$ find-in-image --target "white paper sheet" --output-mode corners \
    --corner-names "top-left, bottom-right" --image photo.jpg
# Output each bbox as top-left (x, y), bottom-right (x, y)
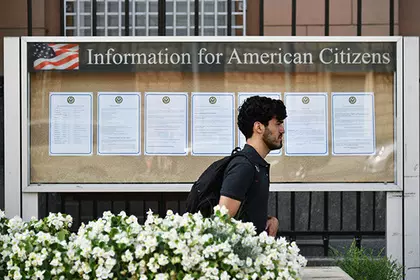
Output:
top-left (237, 93), bottom-right (282, 156)
top-left (97, 92), bottom-right (141, 155)
top-left (145, 92), bottom-right (188, 155)
top-left (49, 92), bottom-right (93, 156)
top-left (332, 92), bottom-right (376, 155)
top-left (192, 93), bottom-right (235, 155)
top-left (284, 93), bottom-right (328, 156)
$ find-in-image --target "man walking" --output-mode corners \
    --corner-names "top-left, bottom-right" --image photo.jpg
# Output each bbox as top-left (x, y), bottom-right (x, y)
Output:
top-left (219, 96), bottom-right (287, 237)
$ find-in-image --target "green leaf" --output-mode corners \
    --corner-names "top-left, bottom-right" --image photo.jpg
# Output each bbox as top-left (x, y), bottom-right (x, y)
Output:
top-left (110, 228), bottom-right (119, 238)
top-left (57, 229), bottom-right (67, 241)
top-left (176, 271), bottom-right (185, 280)
top-left (24, 242), bottom-right (33, 252)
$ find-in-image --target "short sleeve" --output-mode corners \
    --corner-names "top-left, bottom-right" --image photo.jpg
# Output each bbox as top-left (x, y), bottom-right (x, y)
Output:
top-left (220, 158), bottom-right (255, 202)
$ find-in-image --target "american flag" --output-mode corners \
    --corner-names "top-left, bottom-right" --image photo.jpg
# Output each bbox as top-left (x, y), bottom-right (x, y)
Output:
top-left (31, 43), bottom-right (79, 70)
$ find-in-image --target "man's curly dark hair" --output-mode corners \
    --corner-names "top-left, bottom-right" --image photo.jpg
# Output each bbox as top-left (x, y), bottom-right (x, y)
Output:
top-left (238, 96), bottom-right (287, 140)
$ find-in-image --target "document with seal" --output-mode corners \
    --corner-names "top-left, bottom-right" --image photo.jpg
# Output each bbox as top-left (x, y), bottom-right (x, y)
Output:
top-left (97, 92), bottom-right (141, 155)
top-left (284, 92), bottom-right (328, 156)
top-left (192, 92), bottom-right (235, 155)
top-left (332, 92), bottom-right (375, 155)
top-left (145, 92), bottom-right (188, 155)
top-left (49, 92), bottom-right (93, 156)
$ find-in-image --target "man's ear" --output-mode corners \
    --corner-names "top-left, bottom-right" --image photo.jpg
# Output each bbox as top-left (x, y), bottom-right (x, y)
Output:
top-left (253, 121), bottom-right (264, 135)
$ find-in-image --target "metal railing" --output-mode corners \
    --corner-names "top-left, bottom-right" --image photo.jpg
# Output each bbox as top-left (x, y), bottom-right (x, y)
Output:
top-left (61, 0), bottom-right (246, 36)
top-left (38, 191), bottom-right (387, 257)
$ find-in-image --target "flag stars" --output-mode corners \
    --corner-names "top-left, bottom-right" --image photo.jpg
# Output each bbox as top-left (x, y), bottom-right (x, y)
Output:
top-left (32, 43), bottom-right (55, 59)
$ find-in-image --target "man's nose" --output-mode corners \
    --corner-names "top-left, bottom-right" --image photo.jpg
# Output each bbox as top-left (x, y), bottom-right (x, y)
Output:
top-left (280, 125), bottom-right (285, 133)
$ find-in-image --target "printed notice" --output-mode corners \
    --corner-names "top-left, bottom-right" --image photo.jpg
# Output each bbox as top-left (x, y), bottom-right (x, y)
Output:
top-left (145, 92), bottom-right (188, 155)
top-left (332, 92), bottom-right (375, 155)
top-left (192, 93), bottom-right (235, 155)
top-left (285, 93), bottom-right (328, 156)
top-left (49, 92), bottom-right (93, 156)
top-left (238, 93), bottom-right (282, 156)
top-left (97, 93), bottom-right (141, 155)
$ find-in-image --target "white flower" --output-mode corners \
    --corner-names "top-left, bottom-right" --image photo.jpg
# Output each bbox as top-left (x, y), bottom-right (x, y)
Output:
top-left (34, 270), bottom-right (45, 279)
top-left (220, 271), bottom-right (231, 280)
top-left (122, 250), bottom-right (133, 262)
top-left (8, 217), bottom-right (25, 232)
top-left (128, 262), bottom-right (137, 274)
top-left (135, 244), bottom-right (146, 258)
top-left (144, 236), bottom-right (158, 252)
top-left (118, 211), bottom-right (127, 218)
top-left (155, 273), bottom-right (169, 280)
top-left (12, 270), bottom-right (22, 280)
top-left (278, 270), bottom-right (291, 279)
top-left (82, 262), bottom-right (92, 274)
top-left (50, 258), bottom-right (60, 267)
top-left (216, 204), bottom-right (230, 216)
top-left (147, 258), bottom-right (159, 273)
top-left (200, 234), bottom-right (212, 244)
top-left (157, 254), bottom-right (169, 266)
top-left (126, 215), bottom-right (138, 225)
top-left (171, 256), bottom-right (181, 264)
top-left (95, 266), bottom-right (111, 279)
top-left (92, 247), bottom-right (105, 258)
top-left (104, 223), bottom-right (111, 233)
top-left (98, 233), bottom-right (110, 243)
top-left (117, 236), bottom-right (130, 245)
top-left (261, 271), bottom-right (275, 280)
top-left (102, 211), bottom-right (114, 219)
top-left (105, 257), bottom-right (116, 270)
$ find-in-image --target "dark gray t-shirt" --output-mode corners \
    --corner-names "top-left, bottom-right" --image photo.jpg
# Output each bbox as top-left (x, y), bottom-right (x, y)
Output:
top-left (220, 144), bottom-right (270, 234)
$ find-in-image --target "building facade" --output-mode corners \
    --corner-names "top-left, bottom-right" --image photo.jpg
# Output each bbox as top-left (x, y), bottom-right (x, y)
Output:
top-left (1, 0), bottom-right (419, 263)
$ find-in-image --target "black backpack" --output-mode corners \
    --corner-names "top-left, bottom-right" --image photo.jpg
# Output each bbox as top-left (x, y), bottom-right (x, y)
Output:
top-left (185, 147), bottom-right (253, 218)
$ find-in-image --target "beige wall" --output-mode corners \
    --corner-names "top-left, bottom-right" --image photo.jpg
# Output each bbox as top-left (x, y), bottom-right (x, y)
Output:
top-left (247, 0), bottom-right (420, 37)
top-left (0, 0), bottom-right (60, 74)
top-left (259, 0), bottom-right (399, 36)
top-left (399, 0), bottom-right (420, 35)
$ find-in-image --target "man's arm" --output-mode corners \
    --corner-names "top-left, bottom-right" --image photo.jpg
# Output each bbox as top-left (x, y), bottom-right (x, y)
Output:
top-left (219, 195), bottom-right (241, 217)
top-left (218, 158), bottom-right (254, 218)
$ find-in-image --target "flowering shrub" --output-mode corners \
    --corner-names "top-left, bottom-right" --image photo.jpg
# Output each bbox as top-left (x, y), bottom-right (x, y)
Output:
top-left (0, 206), bottom-right (307, 279)
top-left (0, 212), bottom-right (73, 279)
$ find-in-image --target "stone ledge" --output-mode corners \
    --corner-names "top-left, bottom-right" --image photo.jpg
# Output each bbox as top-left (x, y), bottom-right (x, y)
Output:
top-left (302, 266), bottom-right (353, 280)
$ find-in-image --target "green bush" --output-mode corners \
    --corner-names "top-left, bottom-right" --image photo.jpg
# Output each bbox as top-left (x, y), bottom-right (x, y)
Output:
top-left (332, 240), bottom-right (404, 280)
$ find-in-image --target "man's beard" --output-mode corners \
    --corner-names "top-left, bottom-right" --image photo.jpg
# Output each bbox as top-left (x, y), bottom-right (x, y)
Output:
top-left (263, 130), bottom-right (283, 151)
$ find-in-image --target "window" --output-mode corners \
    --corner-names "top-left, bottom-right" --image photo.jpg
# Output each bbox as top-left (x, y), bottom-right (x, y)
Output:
top-left (64, 0), bottom-right (247, 36)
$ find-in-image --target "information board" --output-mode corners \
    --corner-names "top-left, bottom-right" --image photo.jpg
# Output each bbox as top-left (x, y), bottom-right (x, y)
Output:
top-left (29, 71), bottom-right (394, 183)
